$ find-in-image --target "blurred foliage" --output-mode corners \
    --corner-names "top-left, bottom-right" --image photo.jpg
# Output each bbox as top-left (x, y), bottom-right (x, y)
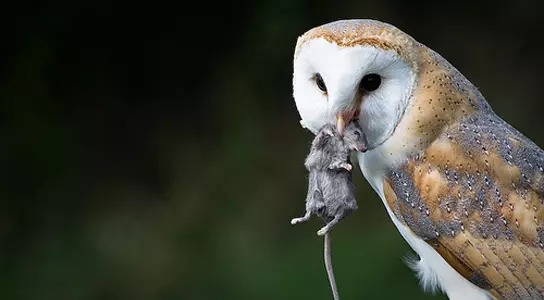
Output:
top-left (2, 1), bottom-right (544, 299)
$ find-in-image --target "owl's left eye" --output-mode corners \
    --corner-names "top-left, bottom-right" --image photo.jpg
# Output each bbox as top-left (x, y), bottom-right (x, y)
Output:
top-left (360, 73), bottom-right (381, 92)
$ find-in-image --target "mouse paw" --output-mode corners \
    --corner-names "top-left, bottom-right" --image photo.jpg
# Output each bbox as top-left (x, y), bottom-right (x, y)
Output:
top-left (291, 218), bottom-right (305, 225)
top-left (323, 128), bottom-right (334, 136)
top-left (317, 227), bottom-right (329, 236)
top-left (341, 163), bottom-right (352, 171)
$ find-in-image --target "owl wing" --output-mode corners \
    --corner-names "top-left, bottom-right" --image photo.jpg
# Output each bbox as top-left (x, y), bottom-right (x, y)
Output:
top-left (383, 111), bottom-right (544, 299)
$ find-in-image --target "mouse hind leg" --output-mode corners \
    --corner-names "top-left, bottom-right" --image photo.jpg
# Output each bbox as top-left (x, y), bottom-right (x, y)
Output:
top-left (316, 204), bottom-right (353, 236)
top-left (291, 211), bottom-right (311, 225)
top-left (317, 214), bottom-right (342, 236)
top-left (291, 190), bottom-right (323, 225)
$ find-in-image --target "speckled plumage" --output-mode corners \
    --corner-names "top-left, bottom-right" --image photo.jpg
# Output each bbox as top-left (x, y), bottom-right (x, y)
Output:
top-left (292, 19), bottom-right (544, 299)
top-left (383, 110), bottom-right (544, 299)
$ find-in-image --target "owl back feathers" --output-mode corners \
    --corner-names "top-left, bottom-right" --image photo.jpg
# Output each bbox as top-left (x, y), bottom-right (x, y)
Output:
top-left (384, 110), bottom-right (544, 299)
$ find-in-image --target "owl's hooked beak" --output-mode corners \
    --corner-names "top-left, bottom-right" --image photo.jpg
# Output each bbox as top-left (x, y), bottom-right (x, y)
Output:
top-left (336, 114), bottom-right (346, 135)
top-left (336, 103), bottom-right (361, 135)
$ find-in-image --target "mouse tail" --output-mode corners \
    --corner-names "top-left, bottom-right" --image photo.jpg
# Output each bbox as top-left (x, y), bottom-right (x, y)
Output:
top-left (324, 233), bottom-right (340, 300)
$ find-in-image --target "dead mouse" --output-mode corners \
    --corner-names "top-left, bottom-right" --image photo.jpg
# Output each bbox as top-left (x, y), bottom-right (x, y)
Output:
top-left (291, 120), bottom-right (366, 232)
top-left (291, 120), bottom-right (367, 300)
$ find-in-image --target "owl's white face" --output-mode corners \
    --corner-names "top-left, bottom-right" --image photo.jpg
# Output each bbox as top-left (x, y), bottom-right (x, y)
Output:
top-left (293, 38), bottom-right (417, 149)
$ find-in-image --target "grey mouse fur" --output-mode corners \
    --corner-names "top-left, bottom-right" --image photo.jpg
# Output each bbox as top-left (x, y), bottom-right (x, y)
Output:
top-left (291, 121), bottom-right (366, 233)
top-left (291, 120), bottom-right (367, 300)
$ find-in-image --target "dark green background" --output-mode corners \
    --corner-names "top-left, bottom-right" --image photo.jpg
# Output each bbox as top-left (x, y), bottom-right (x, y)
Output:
top-left (3, 1), bottom-right (544, 299)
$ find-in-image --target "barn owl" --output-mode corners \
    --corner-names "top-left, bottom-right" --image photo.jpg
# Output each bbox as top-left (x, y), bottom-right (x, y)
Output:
top-left (292, 19), bottom-right (544, 300)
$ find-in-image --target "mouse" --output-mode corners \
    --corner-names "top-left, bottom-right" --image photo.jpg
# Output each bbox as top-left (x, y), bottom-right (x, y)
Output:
top-left (291, 120), bottom-right (367, 300)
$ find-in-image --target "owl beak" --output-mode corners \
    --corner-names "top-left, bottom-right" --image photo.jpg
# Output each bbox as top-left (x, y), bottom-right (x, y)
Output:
top-left (336, 114), bottom-right (346, 135)
top-left (333, 91), bottom-right (362, 135)
top-left (336, 106), bottom-right (360, 135)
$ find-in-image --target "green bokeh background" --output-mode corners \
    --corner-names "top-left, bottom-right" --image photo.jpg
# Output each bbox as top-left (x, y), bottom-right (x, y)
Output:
top-left (3, 1), bottom-right (544, 299)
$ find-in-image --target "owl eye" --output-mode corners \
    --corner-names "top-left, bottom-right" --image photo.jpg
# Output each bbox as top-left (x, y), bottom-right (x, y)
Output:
top-left (360, 73), bottom-right (381, 92)
top-left (315, 73), bottom-right (327, 93)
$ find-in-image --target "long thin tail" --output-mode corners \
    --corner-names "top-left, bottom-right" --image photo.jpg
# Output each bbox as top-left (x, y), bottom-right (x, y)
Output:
top-left (324, 233), bottom-right (340, 300)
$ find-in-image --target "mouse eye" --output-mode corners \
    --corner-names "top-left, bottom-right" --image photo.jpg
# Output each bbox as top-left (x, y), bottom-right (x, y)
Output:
top-left (315, 73), bottom-right (327, 93)
top-left (354, 131), bottom-right (361, 136)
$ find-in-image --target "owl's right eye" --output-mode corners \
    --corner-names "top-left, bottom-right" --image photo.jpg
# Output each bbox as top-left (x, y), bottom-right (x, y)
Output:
top-left (315, 73), bottom-right (327, 93)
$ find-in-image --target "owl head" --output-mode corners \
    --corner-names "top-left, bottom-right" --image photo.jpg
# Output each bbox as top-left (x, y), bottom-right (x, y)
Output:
top-left (292, 19), bottom-right (421, 150)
